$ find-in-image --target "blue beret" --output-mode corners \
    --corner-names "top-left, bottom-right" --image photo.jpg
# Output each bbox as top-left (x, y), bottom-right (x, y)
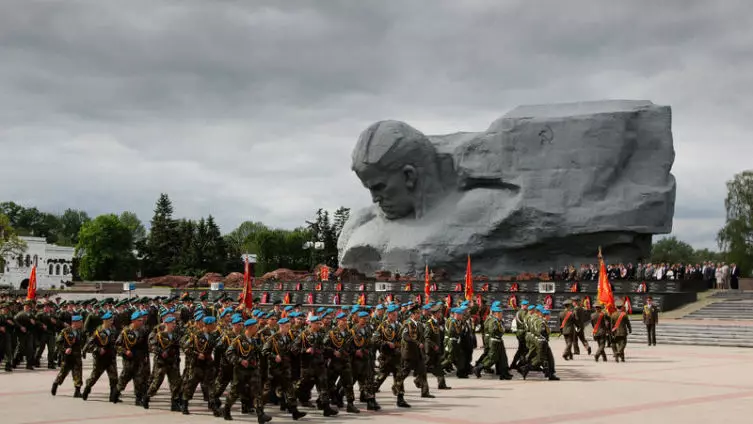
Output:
top-left (357, 311), bottom-right (369, 318)
top-left (492, 300), bottom-right (502, 306)
top-left (376, 304), bottom-right (384, 310)
top-left (164, 316), bottom-right (176, 324)
top-left (542, 309), bottom-right (551, 315)
top-left (203, 316), bottom-right (216, 325)
top-left (244, 318), bottom-right (258, 327)
top-left (335, 312), bottom-right (347, 320)
top-left (387, 305), bottom-right (399, 313)
top-left (316, 307), bottom-right (326, 313)
top-left (351, 305), bottom-right (360, 312)
top-left (231, 315), bottom-right (243, 325)
top-left (288, 311), bottom-right (299, 318)
top-left (169, 308), bottom-right (175, 313)
top-left (422, 304), bottom-right (432, 310)
top-left (194, 314), bottom-right (205, 322)
top-left (101, 312), bottom-right (113, 320)
top-left (520, 300), bottom-right (529, 305)
top-left (326, 308), bottom-right (334, 314)
top-left (220, 308), bottom-right (233, 318)
top-left (71, 315), bottom-right (83, 322)
top-left (309, 315), bottom-right (320, 322)
top-left (278, 318), bottom-right (290, 324)
top-left (461, 300), bottom-right (469, 306)
top-left (265, 312), bottom-right (275, 319)
top-left (130, 311), bottom-right (142, 321)
top-left (284, 306), bottom-right (293, 311)
top-left (491, 306), bottom-right (503, 313)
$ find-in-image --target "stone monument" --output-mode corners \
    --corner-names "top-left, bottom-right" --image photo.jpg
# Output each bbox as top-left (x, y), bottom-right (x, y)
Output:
top-left (337, 100), bottom-right (676, 279)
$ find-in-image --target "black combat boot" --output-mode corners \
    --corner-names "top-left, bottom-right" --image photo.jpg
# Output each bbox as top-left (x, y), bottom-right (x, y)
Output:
top-left (346, 401), bottom-right (360, 413)
top-left (223, 406), bottom-right (233, 421)
top-left (359, 392), bottom-right (368, 402)
top-left (241, 401), bottom-right (250, 414)
top-left (396, 394), bottom-right (411, 408)
top-left (322, 403), bottom-right (339, 417)
top-left (211, 399), bottom-right (222, 417)
top-left (366, 398), bottom-right (381, 411)
top-left (421, 392), bottom-right (435, 399)
top-left (51, 382), bottom-right (58, 396)
top-left (437, 377), bottom-right (451, 390)
top-left (48, 363), bottom-right (56, 370)
top-left (334, 395), bottom-right (345, 408)
top-left (112, 389), bottom-right (122, 404)
top-left (472, 365), bottom-right (482, 378)
top-left (135, 396), bottom-right (142, 406)
top-left (81, 386), bottom-right (91, 400)
top-left (181, 399), bottom-right (190, 415)
top-left (4, 363), bottom-right (11, 372)
top-left (289, 406), bottom-right (307, 421)
top-left (170, 398), bottom-right (180, 412)
top-left (74, 386), bottom-right (83, 398)
top-left (257, 409), bottom-right (272, 423)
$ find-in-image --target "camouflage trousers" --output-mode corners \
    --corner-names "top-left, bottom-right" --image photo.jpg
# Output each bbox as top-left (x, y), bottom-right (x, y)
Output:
top-left (34, 333), bottom-right (55, 366)
top-left (296, 361), bottom-right (329, 403)
top-left (563, 334), bottom-right (576, 358)
top-left (328, 358), bottom-right (355, 403)
top-left (480, 338), bottom-right (509, 374)
top-left (213, 363), bottom-right (234, 399)
top-left (147, 360), bottom-right (182, 399)
top-left (611, 336), bottom-right (627, 360)
top-left (425, 346), bottom-right (445, 378)
top-left (225, 367), bottom-right (264, 412)
top-left (395, 353), bottom-right (429, 396)
top-left (182, 361), bottom-right (216, 402)
top-left (85, 357), bottom-right (118, 390)
top-left (351, 356), bottom-right (375, 400)
top-left (268, 365), bottom-right (297, 407)
top-left (0, 333), bottom-right (12, 368)
top-left (117, 357), bottom-right (150, 397)
top-left (55, 354), bottom-right (83, 387)
top-left (374, 351), bottom-right (400, 393)
top-left (593, 335), bottom-right (608, 361)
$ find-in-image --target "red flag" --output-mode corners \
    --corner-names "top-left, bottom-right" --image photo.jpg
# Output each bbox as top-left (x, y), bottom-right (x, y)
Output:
top-left (27, 265), bottom-right (37, 301)
top-left (464, 255), bottom-right (474, 301)
top-left (597, 248), bottom-right (616, 314)
top-left (424, 264), bottom-right (431, 304)
top-left (320, 266), bottom-right (329, 281)
top-left (241, 257), bottom-right (253, 309)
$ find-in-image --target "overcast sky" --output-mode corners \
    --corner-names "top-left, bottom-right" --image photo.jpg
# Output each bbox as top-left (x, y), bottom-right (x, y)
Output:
top-left (1, 0), bottom-right (751, 250)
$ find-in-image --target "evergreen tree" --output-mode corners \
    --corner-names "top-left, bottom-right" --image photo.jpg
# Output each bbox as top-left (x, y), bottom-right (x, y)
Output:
top-left (142, 193), bottom-right (179, 277)
top-left (205, 215), bottom-right (227, 274)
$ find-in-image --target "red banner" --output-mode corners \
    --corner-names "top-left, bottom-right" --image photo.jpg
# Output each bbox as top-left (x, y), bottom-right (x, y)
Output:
top-left (241, 258), bottom-right (253, 309)
top-left (26, 265), bottom-right (37, 301)
top-left (597, 248), bottom-right (616, 314)
top-left (464, 255), bottom-right (474, 301)
top-left (424, 264), bottom-right (431, 304)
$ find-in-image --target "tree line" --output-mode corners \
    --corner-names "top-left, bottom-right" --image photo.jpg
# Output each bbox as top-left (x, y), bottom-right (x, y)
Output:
top-left (0, 195), bottom-right (350, 282)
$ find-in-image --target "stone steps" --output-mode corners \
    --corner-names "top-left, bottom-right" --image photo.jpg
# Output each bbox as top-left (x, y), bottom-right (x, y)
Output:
top-left (681, 300), bottom-right (753, 321)
top-left (629, 322), bottom-right (753, 348)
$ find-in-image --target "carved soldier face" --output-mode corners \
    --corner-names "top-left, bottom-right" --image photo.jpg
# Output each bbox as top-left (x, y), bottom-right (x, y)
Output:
top-left (356, 164), bottom-right (417, 220)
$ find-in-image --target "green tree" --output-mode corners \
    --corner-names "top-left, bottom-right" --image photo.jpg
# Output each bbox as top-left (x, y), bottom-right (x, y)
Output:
top-left (691, 248), bottom-right (725, 264)
top-left (142, 194), bottom-right (179, 277)
top-left (1, 213), bottom-right (27, 271)
top-left (333, 206), bottom-right (351, 240)
top-left (76, 214), bottom-right (137, 280)
top-left (58, 209), bottom-right (91, 245)
top-left (224, 221), bottom-right (269, 275)
top-left (255, 227), bottom-right (311, 274)
top-left (718, 170), bottom-right (753, 275)
top-left (650, 236), bottom-right (696, 264)
top-left (119, 211), bottom-right (146, 243)
top-left (205, 215), bottom-right (227, 274)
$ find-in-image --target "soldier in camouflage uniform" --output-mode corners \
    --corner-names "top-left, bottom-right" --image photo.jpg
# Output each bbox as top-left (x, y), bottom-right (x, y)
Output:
top-left (509, 301), bottom-right (529, 370)
top-left (326, 312), bottom-right (359, 413)
top-left (424, 303), bottom-right (452, 389)
top-left (610, 300), bottom-right (631, 362)
top-left (13, 300), bottom-right (36, 370)
top-left (113, 310), bottom-right (151, 406)
top-left (293, 315), bottom-right (338, 416)
top-left (262, 317), bottom-right (306, 420)
top-left (0, 302), bottom-right (14, 372)
top-left (34, 303), bottom-right (58, 369)
top-left (51, 315), bottom-right (84, 398)
top-left (394, 305), bottom-right (433, 407)
top-left (213, 313), bottom-right (245, 415)
top-left (350, 311), bottom-right (381, 410)
top-left (442, 307), bottom-right (470, 378)
top-left (559, 302), bottom-right (577, 360)
top-left (145, 316), bottom-right (182, 411)
top-left (82, 312), bottom-right (118, 402)
top-left (473, 305), bottom-right (512, 379)
top-left (590, 304), bottom-right (610, 362)
top-left (222, 318), bottom-right (272, 422)
top-left (181, 315), bottom-right (220, 415)
top-left (373, 305), bottom-right (402, 395)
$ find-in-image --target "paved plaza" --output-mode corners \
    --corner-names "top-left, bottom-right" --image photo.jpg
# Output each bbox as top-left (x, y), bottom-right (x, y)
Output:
top-left (1, 338), bottom-right (751, 424)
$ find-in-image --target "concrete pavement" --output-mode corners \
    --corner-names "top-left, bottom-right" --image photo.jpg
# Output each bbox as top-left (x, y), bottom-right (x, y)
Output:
top-left (1, 338), bottom-right (751, 424)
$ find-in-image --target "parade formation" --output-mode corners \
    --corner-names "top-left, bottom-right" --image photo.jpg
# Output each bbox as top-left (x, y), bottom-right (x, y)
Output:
top-left (0, 289), bottom-right (645, 423)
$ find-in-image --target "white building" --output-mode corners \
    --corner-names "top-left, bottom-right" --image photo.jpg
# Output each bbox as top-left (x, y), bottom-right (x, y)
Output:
top-left (0, 236), bottom-right (75, 290)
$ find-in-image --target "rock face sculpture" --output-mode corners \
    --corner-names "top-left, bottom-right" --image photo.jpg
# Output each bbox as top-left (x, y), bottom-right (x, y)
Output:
top-left (338, 100), bottom-right (676, 279)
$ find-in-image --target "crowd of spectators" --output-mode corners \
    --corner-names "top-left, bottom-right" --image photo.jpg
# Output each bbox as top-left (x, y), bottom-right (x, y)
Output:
top-left (550, 261), bottom-right (739, 289)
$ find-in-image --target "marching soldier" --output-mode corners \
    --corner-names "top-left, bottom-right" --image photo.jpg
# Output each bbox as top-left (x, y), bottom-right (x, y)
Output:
top-left (559, 302), bottom-right (577, 360)
top-left (34, 302), bottom-right (57, 369)
top-left (424, 303), bottom-right (452, 388)
top-left (181, 315), bottom-right (220, 415)
top-left (509, 300), bottom-right (529, 371)
top-left (373, 305), bottom-right (402, 395)
top-left (82, 312), bottom-right (118, 402)
top-left (473, 304), bottom-right (512, 379)
top-left (572, 298), bottom-right (592, 356)
top-left (13, 300), bottom-right (36, 370)
top-left (394, 304), bottom-right (433, 407)
top-left (1, 302), bottom-right (16, 372)
top-left (325, 312), bottom-right (359, 413)
top-left (262, 317), bottom-right (306, 420)
top-left (293, 315), bottom-right (338, 416)
top-left (51, 315), bottom-right (84, 398)
top-left (590, 304), bottom-right (610, 362)
top-left (610, 300), bottom-right (631, 362)
top-left (222, 318), bottom-right (272, 422)
top-left (145, 316), bottom-right (182, 411)
top-left (213, 314), bottom-right (246, 415)
top-left (113, 310), bottom-right (151, 406)
top-left (350, 311), bottom-right (381, 411)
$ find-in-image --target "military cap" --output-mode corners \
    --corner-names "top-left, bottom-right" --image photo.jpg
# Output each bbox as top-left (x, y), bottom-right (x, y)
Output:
top-left (325, 308), bottom-right (334, 314)
top-left (376, 304), bottom-right (384, 310)
top-left (220, 308), bottom-right (232, 318)
top-left (542, 309), bottom-right (551, 315)
top-left (284, 305), bottom-right (294, 312)
top-left (308, 315), bottom-right (320, 323)
top-left (594, 304), bottom-right (603, 309)
top-left (194, 312), bottom-right (205, 322)
top-left (244, 318), bottom-right (258, 327)
top-left (160, 309), bottom-right (170, 317)
top-left (101, 312), bottom-right (113, 320)
top-left (315, 307), bottom-right (325, 313)
top-left (231, 315), bottom-right (244, 325)
top-left (130, 311), bottom-right (143, 321)
top-left (422, 304), bottom-right (432, 310)
top-left (203, 316), bottom-right (216, 325)
top-left (164, 316), bottom-right (176, 324)
top-left (351, 305), bottom-right (360, 312)
top-left (492, 300), bottom-right (502, 306)
top-left (71, 315), bottom-right (83, 322)
top-left (231, 313), bottom-right (242, 320)
top-left (430, 304), bottom-right (441, 313)
top-left (335, 312), bottom-right (347, 320)
top-left (278, 318), bottom-right (290, 325)
top-left (520, 300), bottom-right (529, 305)
top-left (491, 306), bottom-right (503, 313)
top-left (357, 311), bottom-right (369, 318)
top-left (289, 311), bottom-right (302, 318)
top-left (387, 305), bottom-right (399, 313)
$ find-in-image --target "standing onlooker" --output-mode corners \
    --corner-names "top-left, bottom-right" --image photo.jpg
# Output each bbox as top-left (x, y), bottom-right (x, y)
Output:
top-left (715, 264), bottom-right (724, 290)
top-left (731, 263), bottom-right (740, 290)
top-left (642, 296), bottom-right (659, 346)
top-left (721, 263), bottom-right (730, 290)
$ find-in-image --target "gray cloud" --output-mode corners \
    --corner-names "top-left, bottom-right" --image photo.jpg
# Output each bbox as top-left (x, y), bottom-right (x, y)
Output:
top-left (2, 0), bottom-right (752, 250)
